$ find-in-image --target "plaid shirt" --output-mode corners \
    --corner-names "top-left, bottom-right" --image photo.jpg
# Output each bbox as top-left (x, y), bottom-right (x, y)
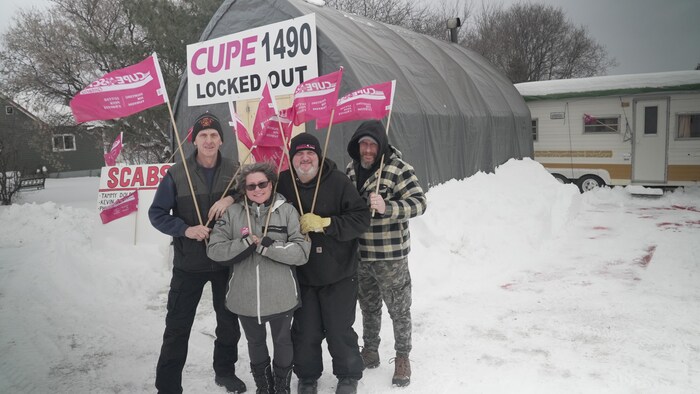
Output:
top-left (346, 147), bottom-right (426, 261)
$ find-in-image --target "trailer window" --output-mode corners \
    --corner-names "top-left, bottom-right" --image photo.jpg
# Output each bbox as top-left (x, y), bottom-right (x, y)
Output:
top-left (677, 114), bottom-right (700, 138)
top-left (583, 115), bottom-right (619, 133)
top-left (531, 119), bottom-right (538, 142)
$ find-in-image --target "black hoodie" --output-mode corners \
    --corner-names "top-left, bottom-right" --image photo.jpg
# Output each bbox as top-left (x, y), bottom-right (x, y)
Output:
top-left (277, 158), bottom-right (370, 286)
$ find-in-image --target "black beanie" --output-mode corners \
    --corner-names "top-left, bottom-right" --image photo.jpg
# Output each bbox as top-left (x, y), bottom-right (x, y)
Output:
top-left (191, 112), bottom-right (223, 142)
top-left (290, 133), bottom-right (322, 157)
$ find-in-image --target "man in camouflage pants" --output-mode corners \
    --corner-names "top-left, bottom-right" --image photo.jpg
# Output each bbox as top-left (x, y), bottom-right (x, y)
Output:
top-left (345, 120), bottom-right (427, 387)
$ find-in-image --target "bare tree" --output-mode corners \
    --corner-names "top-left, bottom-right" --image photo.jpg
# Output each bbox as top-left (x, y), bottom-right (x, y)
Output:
top-left (325, 0), bottom-right (471, 42)
top-left (464, 2), bottom-right (616, 83)
top-left (325, 0), bottom-right (417, 26)
top-left (0, 0), bottom-right (220, 164)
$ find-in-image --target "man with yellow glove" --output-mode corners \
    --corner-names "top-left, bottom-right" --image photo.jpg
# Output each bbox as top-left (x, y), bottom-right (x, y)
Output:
top-left (277, 133), bottom-right (370, 394)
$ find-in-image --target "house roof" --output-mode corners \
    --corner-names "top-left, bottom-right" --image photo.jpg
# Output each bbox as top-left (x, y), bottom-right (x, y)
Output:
top-left (0, 93), bottom-right (47, 126)
top-left (515, 70), bottom-right (700, 101)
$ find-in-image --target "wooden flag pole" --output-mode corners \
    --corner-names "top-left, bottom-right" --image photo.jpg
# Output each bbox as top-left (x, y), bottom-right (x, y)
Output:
top-left (243, 195), bottom-right (253, 236)
top-left (263, 152), bottom-right (287, 237)
top-left (133, 209), bottom-right (138, 246)
top-left (166, 102), bottom-right (205, 228)
top-left (203, 146), bottom-right (257, 228)
top-left (165, 129), bottom-right (193, 163)
top-left (371, 108), bottom-right (394, 216)
top-left (276, 118), bottom-right (304, 215)
top-left (310, 109), bottom-right (335, 214)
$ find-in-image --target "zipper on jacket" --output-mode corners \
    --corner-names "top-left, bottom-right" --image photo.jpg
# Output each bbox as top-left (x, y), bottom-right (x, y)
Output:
top-left (256, 264), bottom-right (261, 324)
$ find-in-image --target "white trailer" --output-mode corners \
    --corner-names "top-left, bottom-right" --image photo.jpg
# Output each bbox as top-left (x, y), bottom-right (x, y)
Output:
top-left (515, 71), bottom-right (700, 191)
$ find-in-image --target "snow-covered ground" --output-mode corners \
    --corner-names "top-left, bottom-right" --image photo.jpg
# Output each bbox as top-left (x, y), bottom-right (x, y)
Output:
top-left (1, 158), bottom-right (699, 393)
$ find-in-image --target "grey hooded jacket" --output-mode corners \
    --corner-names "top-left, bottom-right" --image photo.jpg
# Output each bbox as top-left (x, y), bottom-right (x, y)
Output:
top-left (207, 193), bottom-right (310, 321)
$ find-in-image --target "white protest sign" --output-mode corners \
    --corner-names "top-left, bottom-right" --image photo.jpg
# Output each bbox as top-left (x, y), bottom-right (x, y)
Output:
top-left (95, 164), bottom-right (172, 245)
top-left (187, 13), bottom-right (318, 106)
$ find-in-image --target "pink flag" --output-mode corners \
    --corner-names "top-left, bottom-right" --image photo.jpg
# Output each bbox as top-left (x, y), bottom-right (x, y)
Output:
top-left (100, 190), bottom-right (139, 224)
top-left (249, 80), bottom-right (291, 171)
top-left (70, 53), bottom-right (168, 123)
top-left (254, 145), bottom-right (289, 172)
top-left (252, 81), bottom-right (292, 147)
top-left (252, 81), bottom-right (277, 145)
top-left (316, 80), bottom-right (395, 129)
top-left (228, 102), bottom-right (253, 150)
top-left (104, 132), bottom-right (123, 167)
top-left (291, 68), bottom-right (343, 126)
top-left (251, 112), bottom-right (292, 171)
top-left (254, 114), bottom-right (293, 147)
top-left (583, 113), bottom-right (597, 125)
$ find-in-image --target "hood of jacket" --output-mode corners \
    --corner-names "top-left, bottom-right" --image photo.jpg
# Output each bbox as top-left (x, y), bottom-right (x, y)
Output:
top-left (347, 120), bottom-right (391, 164)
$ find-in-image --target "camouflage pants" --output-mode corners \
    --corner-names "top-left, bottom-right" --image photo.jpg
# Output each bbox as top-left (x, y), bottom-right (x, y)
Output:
top-left (357, 258), bottom-right (412, 356)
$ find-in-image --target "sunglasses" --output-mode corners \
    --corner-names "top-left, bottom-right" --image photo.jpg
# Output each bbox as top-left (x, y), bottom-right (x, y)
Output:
top-left (245, 181), bottom-right (270, 191)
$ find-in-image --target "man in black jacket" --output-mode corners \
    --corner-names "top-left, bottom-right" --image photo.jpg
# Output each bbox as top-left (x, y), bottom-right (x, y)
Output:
top-left (149, 113), bottom-right (245, 394)
top-left (277, 133), bottom-right (370, 394)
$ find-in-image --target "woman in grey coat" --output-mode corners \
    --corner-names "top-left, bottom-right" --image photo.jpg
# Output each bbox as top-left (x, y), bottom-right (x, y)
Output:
top-left (208, 162), bottom-right (310, 394)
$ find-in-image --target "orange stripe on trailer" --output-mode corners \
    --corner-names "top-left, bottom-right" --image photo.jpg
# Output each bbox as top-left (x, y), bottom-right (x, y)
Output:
top-left (667, 165), bottom-right (700, 182)
top-left (542, 163), bottom-right (632, 179)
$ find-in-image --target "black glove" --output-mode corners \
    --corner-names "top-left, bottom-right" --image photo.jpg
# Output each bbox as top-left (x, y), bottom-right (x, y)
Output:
top-left (257, 236), bottom-right (274, 255)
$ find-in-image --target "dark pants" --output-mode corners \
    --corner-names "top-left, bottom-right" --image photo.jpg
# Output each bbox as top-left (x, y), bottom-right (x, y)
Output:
top-left (292, 276), bottom-right (363, 381)
top-left (155, 267), bottom-right (241, 394)
top-left (240, 314), bottom-right (294, 368)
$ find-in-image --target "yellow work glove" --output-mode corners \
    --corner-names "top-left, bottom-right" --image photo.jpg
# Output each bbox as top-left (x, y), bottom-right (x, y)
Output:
top-left (300, 213), bottom-right (331, 234)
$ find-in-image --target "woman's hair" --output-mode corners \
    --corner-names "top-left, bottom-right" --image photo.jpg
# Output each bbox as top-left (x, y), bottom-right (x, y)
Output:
top-left (236, 162), bottom-right (278, 195)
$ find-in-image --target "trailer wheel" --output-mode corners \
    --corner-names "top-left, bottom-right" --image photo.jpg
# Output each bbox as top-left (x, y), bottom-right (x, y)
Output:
top-left (552, 174), bottom-right (569, 184)
top-left (576, 175), bottom-right (605, 193)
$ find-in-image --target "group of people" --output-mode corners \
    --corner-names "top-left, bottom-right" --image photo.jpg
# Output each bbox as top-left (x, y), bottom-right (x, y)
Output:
top-left (149, 113), bottom-right (427, 394)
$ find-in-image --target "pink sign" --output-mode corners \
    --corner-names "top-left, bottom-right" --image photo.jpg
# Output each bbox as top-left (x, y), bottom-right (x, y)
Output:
top-left (100, 190), bottom-right (139, 224)
top-left (70, 54), bottom-right (167, 123)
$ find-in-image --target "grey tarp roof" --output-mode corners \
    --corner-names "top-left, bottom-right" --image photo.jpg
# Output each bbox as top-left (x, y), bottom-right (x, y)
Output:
top-left (172, 0), bottom-right (532, 187)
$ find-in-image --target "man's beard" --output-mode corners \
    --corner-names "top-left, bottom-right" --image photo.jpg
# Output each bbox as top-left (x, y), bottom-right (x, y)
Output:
top-left (360, 156), bottom-right (375, 169)
top-left (296, 164), bottom-right (318, 178)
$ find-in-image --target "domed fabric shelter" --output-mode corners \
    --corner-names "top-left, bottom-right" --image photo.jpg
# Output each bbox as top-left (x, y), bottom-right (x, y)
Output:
top-left (172, 0), bottom-right (532, 187)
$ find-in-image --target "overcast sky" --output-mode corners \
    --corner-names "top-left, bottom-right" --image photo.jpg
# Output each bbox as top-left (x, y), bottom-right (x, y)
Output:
top-left (1, 0), bottom-right (699, 76)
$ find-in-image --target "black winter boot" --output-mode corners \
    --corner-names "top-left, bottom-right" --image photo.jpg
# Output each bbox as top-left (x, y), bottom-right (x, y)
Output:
top-left (272, 364), bottom-right (293, 394)
top-left (297, 378), bottom-right (318, 394)
top-left (335, 377), bottom-right (358, 394)
top-left (215, 373), bottom-right (247, 393)
top-left (251, 358), bottom-right (274, 394)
